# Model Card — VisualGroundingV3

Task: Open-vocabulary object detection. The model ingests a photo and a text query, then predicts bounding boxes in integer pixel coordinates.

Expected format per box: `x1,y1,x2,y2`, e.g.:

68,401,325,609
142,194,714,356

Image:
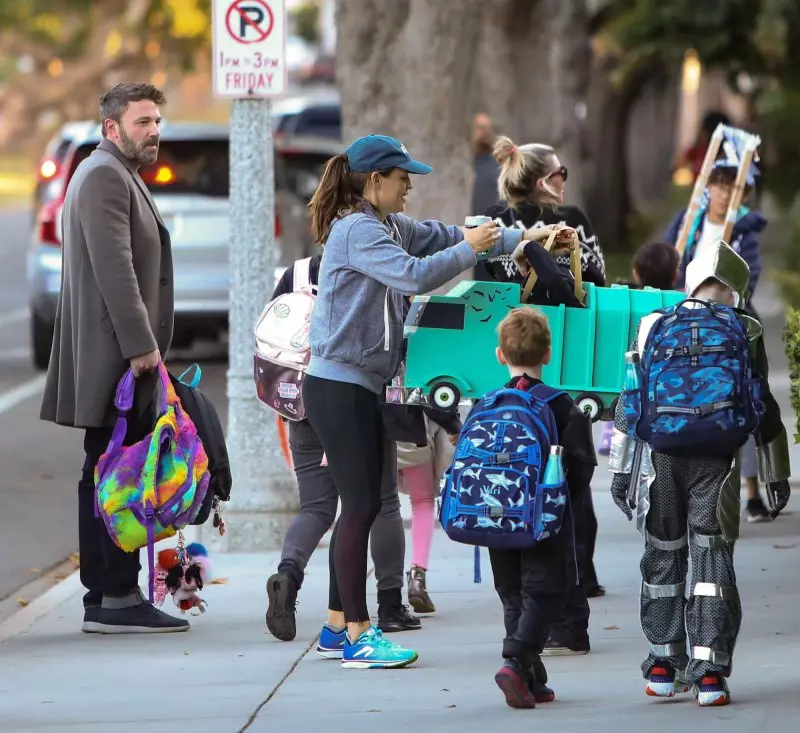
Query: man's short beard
118,124,159,166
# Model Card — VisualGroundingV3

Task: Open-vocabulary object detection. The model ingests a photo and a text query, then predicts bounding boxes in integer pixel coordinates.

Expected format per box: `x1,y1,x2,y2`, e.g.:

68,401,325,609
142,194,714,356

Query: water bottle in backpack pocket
633,299,765,457
438,385,568,551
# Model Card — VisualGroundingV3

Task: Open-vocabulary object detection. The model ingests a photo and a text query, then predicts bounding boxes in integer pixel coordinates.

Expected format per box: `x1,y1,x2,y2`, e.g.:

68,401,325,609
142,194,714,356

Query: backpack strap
482,385,565,409
292,257,313,291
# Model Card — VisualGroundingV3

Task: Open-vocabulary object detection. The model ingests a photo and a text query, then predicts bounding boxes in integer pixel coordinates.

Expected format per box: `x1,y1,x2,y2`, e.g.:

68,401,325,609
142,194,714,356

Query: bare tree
335,0,490,225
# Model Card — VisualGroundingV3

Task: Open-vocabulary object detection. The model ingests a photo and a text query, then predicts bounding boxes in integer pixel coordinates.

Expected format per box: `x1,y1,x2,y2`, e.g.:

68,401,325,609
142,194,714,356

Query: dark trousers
548,470,593,648
303,374,384,623
78,404,153,607
277,418,404,596
489,519,572,666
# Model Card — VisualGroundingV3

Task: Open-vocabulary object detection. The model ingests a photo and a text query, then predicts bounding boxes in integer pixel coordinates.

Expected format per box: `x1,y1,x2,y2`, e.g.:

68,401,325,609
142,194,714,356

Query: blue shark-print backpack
439,385,568,574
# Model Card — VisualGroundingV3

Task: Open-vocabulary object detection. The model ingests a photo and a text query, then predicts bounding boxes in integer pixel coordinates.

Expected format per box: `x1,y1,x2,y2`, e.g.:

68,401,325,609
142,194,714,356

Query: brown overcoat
40,138,174,429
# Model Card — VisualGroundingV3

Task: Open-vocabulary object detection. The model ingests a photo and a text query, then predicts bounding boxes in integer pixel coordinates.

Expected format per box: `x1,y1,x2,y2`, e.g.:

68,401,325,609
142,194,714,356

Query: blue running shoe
317,624,347,659
341,626,418,669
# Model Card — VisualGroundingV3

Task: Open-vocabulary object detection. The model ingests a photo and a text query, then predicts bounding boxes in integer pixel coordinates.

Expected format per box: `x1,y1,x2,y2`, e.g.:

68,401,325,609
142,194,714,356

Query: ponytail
494,136,559,209
308,152,395,243
309,153,352,244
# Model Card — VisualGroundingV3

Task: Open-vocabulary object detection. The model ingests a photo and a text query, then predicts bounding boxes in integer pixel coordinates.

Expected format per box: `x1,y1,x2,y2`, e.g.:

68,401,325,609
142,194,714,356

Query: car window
70,139,231,197
274,113,297,134
46,139,74,163
67,139,332,201
293,107,341,139
275,150,335,202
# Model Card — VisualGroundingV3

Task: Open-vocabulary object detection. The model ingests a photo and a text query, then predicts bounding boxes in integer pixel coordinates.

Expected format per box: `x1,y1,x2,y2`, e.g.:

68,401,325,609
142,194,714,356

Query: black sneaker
377,603,422,632
495,659,537,709
585,584,606,598
266,572,298,642
745,497,771,523
81,605,102,633
89,602,190,634
540,637,590,656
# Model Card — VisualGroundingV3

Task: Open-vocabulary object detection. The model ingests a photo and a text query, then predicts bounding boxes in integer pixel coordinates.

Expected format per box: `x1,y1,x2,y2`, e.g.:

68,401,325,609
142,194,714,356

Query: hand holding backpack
95,361,211,602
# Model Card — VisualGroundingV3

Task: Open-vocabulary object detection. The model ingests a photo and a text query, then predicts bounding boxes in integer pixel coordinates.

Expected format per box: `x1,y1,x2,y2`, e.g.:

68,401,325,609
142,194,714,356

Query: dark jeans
574,476,600,589
303,374,385,623
489,520,571,666
277,418,404,595
548,471,593,648
78,405,154,607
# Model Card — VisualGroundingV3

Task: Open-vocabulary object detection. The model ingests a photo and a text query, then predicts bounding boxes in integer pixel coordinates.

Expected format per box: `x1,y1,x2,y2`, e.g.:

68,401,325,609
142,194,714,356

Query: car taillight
275,211,282,238
38,158,58,181
39,199,63,246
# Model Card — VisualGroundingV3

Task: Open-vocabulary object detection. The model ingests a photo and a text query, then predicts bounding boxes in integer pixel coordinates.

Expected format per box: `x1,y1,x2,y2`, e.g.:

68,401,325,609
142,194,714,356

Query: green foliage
601,0,763,85
292,1,320,45
784,307,800,443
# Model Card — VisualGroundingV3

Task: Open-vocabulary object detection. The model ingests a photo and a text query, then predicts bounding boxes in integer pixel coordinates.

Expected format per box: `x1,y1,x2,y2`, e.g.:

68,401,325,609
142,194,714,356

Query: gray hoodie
307,205,523,393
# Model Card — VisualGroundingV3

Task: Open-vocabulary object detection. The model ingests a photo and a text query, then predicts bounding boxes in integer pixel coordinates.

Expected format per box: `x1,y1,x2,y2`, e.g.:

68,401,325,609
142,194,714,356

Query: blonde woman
475,137,606,298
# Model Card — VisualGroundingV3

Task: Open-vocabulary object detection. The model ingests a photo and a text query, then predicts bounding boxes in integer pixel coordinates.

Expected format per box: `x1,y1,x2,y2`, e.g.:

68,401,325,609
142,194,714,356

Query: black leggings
303,374,384,623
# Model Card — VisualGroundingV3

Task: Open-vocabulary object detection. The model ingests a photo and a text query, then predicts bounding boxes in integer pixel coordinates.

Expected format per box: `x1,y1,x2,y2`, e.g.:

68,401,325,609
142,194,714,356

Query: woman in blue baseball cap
302,134,541,670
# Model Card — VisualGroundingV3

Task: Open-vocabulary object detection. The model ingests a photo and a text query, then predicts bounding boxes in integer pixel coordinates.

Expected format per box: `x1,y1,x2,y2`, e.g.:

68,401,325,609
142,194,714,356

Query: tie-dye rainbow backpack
95,361,210,601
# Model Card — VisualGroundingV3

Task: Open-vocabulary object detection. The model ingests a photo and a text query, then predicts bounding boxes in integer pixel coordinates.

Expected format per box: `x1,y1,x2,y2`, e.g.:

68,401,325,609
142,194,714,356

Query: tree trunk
545,0,592,209
473,0,592,209
335,0,490,225
584,57,673,251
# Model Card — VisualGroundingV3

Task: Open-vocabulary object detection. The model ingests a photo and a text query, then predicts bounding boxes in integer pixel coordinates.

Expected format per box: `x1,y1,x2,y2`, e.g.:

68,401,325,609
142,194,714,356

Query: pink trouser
399,462,437,570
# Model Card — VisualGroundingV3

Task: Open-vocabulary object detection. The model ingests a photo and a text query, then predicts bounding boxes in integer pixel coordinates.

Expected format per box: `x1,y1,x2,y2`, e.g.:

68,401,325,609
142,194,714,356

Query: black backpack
169,368,232,525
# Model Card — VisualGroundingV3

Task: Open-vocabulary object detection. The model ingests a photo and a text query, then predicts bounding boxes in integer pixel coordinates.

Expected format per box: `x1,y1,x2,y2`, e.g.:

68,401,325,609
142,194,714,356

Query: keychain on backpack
153,531,212,615
212,496,226,536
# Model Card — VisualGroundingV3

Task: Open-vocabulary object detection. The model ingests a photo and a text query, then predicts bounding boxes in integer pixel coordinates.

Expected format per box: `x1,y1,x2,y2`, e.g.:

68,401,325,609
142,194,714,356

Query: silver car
27,120,341,369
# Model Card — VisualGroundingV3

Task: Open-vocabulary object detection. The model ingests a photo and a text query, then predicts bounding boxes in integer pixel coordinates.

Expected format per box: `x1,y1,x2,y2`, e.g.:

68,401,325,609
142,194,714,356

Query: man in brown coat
40,83,188,633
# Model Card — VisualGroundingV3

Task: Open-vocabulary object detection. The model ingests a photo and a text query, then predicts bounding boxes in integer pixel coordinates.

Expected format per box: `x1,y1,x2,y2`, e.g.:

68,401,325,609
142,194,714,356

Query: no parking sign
212,0,287,98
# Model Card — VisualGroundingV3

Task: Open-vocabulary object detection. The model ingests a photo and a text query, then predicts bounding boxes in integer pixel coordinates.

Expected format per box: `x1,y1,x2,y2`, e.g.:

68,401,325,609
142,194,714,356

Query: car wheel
31,312,54,371
575,392,603,423
429,381,460,411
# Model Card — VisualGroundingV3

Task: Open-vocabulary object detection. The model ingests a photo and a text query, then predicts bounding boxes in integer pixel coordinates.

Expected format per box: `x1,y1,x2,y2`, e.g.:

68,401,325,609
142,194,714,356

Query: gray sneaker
83,591,189,634
407,566,435,614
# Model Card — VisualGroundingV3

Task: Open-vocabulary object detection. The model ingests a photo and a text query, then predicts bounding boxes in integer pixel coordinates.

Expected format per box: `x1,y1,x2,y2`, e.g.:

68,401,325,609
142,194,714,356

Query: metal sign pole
210,0,295,551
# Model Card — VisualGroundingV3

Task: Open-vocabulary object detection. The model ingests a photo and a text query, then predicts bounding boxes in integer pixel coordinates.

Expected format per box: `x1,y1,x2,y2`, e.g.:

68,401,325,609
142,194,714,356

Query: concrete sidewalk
1,486,800,733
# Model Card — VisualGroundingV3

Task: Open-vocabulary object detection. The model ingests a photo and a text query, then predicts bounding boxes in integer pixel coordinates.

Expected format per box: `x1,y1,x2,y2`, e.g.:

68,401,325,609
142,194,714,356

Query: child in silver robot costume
608,241,791,707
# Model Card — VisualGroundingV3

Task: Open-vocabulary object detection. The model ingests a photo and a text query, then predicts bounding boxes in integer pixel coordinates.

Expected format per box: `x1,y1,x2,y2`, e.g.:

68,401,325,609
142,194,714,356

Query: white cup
464,215,492,228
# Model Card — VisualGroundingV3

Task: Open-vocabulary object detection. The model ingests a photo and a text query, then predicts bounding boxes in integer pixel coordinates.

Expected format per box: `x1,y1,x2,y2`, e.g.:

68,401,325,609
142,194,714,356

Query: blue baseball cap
344,134,433,175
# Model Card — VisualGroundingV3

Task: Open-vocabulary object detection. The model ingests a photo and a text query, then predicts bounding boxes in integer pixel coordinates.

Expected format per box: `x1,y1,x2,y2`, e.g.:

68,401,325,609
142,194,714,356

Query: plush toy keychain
153,532,211,614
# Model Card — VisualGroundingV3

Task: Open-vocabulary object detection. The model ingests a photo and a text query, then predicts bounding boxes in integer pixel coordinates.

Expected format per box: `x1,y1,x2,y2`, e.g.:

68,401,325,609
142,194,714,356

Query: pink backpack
254,258,315,421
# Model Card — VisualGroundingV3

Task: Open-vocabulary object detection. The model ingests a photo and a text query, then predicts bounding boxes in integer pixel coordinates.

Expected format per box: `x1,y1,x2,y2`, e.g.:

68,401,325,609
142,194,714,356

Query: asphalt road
0,205,795,612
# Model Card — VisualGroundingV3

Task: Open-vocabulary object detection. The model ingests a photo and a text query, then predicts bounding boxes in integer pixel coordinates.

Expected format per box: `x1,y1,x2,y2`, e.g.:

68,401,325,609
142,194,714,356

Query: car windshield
69,139,333,201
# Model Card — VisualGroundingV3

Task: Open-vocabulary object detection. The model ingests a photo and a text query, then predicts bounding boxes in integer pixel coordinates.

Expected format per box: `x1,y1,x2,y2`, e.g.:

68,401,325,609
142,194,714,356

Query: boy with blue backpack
610,241,791,707
439,307,596,708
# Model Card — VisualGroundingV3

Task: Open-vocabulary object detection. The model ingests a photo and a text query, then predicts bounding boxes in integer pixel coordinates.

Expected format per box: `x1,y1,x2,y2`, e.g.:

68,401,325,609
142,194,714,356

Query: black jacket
476,203,606,293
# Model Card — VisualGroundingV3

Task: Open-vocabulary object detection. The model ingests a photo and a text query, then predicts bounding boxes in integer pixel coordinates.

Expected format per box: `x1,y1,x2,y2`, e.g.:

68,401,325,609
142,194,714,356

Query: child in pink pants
396,412,460,613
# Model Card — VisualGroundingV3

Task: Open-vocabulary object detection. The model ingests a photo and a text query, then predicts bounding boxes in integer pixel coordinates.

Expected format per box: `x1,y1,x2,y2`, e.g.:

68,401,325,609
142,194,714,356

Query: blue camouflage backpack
439,385,568,565
629,299,765,457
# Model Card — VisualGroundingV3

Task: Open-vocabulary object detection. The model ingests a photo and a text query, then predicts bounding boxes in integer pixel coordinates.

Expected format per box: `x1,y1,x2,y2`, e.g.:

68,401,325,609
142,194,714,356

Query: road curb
0,565,81,644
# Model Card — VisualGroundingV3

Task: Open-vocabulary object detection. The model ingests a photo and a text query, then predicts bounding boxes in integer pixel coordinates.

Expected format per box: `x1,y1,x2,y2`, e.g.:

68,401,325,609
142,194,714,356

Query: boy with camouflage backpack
609,241,790,707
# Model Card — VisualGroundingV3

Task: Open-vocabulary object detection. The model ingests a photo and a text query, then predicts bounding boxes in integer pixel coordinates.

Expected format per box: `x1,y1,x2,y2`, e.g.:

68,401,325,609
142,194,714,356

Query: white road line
0,374,46,415
0,307,27,329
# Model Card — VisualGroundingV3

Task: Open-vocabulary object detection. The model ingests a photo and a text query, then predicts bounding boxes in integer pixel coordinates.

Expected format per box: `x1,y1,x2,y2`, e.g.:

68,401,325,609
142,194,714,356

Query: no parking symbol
226,0,274,44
